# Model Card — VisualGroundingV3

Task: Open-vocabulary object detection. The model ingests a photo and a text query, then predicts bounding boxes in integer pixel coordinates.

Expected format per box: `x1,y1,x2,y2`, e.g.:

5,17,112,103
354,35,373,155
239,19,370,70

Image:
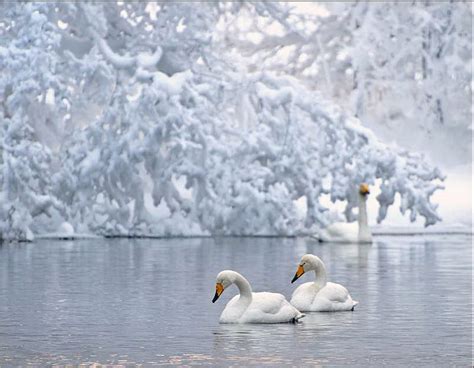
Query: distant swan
290,254,358,312
318,183,372,243
212,270,304,324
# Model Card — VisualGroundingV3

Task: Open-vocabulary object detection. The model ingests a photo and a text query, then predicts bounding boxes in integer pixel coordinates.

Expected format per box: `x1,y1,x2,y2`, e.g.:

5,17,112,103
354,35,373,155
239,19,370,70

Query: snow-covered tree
0,2,445,240
223,2,472,166
0,4,64,240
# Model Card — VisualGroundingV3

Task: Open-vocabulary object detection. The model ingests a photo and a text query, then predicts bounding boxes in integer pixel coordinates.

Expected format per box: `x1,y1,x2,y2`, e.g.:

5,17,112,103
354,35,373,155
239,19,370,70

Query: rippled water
0,235,471,366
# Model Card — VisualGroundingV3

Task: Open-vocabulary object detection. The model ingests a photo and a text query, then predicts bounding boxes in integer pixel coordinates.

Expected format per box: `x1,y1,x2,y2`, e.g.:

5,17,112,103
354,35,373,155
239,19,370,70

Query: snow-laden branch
52,70,444,237
0,2,446,240
94,32,162,71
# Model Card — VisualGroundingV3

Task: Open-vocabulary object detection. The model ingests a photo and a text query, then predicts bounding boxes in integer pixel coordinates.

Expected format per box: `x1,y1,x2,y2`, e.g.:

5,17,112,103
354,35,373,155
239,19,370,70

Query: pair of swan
318,183,372,243
212,254,357,324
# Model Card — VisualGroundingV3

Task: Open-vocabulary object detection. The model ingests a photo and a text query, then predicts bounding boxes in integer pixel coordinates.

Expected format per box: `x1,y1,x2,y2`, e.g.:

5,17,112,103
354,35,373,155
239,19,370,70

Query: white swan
290,254,358,312
212,270,304,324
318,183,372,243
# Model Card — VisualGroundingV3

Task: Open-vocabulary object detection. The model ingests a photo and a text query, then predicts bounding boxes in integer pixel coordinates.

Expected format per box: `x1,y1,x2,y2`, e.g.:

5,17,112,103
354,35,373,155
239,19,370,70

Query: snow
152,70,190,95
222,2,472,167
36,232,101,240
96,36,135,68
137,47,163,69
364,163,471,229
371,225,471,236
58,221,74,235
0,3,469,241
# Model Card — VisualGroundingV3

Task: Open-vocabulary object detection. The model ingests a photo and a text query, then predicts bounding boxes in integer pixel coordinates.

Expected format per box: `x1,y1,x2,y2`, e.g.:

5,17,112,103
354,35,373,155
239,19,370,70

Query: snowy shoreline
17,224,470,243
371,225,472,236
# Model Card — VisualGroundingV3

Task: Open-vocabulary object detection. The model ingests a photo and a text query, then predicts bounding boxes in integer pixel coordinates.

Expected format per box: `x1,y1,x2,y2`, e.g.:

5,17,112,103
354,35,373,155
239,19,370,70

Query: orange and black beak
360,183,370,195
212,282,224,303
291,265,305,283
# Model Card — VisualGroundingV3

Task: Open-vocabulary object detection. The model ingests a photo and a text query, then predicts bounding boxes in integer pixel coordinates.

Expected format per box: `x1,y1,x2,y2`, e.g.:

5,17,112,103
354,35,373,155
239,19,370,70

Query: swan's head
291,254,323,283
212,270,236,303
359,183,370,196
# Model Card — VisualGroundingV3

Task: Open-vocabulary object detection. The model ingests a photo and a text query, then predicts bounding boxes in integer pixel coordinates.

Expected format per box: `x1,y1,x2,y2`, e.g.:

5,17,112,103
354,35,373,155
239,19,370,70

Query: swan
212,270,304,324
318,183,372,243
290,254,358,312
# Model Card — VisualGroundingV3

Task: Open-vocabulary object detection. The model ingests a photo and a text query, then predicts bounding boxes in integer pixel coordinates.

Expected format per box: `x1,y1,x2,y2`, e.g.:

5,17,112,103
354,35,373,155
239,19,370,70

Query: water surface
0,235,471,366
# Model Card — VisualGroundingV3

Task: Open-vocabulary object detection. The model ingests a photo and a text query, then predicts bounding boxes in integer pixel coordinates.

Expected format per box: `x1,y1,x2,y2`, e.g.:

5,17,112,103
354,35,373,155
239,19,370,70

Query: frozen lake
0,235,471,366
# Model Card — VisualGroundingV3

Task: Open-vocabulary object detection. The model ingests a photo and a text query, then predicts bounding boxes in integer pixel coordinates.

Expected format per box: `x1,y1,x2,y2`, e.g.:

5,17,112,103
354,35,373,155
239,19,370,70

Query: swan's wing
320,282,350,302
326,222,357,235
321,222,358,241
312,282,357,311
243,292,302,323
251,292,287,315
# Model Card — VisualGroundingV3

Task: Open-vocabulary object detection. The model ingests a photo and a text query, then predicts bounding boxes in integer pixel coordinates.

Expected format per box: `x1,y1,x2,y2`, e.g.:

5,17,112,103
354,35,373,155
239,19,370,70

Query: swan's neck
234,273,253,302
358,194,371,241
313,260,327,290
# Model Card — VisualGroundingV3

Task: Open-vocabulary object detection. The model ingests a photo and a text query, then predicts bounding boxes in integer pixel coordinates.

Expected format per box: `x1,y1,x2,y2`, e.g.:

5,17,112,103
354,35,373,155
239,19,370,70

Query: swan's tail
351,301,359,311
292,313,305,323
314,230,328,243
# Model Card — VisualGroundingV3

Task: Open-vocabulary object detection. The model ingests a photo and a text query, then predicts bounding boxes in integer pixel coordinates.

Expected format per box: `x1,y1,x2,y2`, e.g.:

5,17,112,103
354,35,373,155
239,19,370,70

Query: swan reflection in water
212,312,356,366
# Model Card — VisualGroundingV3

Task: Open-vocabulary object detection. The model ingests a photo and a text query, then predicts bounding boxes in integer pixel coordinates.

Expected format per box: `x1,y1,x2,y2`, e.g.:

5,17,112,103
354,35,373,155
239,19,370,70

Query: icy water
0,235,471,367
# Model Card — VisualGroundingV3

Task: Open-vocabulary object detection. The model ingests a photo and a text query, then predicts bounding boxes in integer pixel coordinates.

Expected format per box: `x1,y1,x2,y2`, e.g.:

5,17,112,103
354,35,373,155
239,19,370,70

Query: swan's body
290,254,358,312
212,270,304,324
318,184,372,243
291,281,358,312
